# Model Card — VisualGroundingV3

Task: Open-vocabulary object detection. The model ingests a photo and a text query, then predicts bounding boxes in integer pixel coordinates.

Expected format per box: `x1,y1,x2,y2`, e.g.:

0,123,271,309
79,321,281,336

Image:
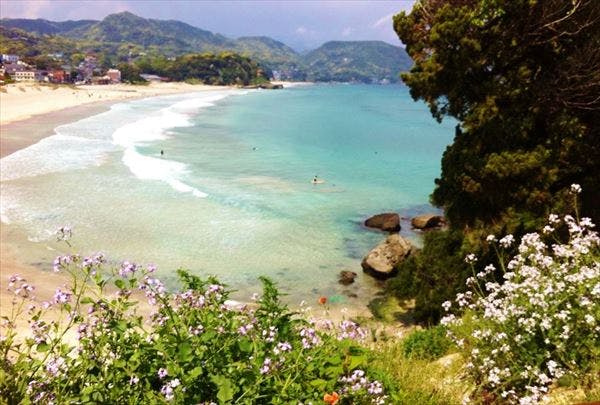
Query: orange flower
323,391,340,404
318,296,327,305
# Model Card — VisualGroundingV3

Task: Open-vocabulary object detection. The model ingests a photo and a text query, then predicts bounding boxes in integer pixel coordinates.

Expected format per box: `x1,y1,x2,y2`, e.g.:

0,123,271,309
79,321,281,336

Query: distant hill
1,12,412,83
233,36,306,80
0,18,96,35
304,41,412,83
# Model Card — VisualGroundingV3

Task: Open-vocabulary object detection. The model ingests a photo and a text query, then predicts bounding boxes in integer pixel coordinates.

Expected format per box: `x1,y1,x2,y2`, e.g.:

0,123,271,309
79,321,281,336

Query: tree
395,0,600,228
389,0,600,323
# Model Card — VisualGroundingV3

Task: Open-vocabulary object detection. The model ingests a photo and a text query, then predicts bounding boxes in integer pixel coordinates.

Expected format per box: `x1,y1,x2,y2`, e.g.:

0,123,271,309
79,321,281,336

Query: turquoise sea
0,84,454,306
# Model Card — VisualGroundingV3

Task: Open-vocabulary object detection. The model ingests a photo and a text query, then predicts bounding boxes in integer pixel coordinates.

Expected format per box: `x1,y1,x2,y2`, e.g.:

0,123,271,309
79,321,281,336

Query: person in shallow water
312,175,318,184
160,150,164,156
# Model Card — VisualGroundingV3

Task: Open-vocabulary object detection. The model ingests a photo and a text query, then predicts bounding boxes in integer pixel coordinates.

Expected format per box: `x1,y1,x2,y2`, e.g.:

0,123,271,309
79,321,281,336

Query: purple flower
53,288,71,304
158,368,168,379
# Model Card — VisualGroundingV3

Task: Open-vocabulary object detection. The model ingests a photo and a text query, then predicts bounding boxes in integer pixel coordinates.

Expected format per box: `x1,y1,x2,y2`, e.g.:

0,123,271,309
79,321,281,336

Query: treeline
389,0,600,323
119,52,267,85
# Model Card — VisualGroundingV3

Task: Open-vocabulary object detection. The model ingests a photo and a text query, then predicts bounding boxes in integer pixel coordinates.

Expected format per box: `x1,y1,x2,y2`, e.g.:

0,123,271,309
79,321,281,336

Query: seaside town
0,52,122,85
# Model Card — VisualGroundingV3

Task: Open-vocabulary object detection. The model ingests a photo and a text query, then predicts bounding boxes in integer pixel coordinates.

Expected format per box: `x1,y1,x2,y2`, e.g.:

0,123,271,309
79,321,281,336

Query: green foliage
402,325,453,360
395,0,600,228
1,257,392,404
387,229,474,324
116,62,145,84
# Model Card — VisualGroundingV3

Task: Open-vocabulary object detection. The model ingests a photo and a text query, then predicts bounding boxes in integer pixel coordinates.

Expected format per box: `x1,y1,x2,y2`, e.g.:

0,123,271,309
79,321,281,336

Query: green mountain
1,13,412,83
233,36,305,79
304,41,412,83
0,18,96,35
68,12,233,51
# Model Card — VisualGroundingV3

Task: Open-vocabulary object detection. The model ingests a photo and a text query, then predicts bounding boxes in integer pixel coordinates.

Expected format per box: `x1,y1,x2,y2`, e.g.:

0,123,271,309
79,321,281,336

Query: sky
0,0,416,51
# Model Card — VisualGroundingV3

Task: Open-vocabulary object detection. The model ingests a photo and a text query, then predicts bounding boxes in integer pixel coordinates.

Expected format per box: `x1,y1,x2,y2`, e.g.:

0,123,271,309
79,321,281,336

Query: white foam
0,134,111,182
113,92,236,198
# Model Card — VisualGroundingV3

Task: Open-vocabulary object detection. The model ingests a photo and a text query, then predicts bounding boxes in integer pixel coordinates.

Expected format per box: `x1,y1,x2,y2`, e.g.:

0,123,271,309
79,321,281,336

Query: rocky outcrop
364,213,400,232
411,214,445,230
338,270,357,285
243,82,283,90
361,234,412,278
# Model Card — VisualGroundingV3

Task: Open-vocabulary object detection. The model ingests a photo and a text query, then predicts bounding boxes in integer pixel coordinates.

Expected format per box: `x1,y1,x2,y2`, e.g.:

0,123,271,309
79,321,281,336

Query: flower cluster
339,369,388,404
442,211,600,403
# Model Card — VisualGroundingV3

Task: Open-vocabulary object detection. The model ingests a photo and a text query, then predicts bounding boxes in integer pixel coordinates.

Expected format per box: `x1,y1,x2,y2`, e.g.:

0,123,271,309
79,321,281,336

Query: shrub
441,186,600,403
0,243,391,404
387,229,471,324
402,325,453,360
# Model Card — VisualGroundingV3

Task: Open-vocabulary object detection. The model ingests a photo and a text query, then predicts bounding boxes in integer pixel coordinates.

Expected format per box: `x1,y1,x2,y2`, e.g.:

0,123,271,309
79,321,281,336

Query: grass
370,341,468,404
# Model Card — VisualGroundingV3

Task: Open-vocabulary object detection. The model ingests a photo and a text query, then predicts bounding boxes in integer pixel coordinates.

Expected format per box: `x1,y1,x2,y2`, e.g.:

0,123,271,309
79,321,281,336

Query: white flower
465,254,478,264
570,183,582,194
499,234,514,248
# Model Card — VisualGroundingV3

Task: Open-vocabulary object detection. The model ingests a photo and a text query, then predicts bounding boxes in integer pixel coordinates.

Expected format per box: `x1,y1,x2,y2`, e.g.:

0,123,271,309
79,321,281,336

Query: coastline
0,82,229,157
1,80,374,333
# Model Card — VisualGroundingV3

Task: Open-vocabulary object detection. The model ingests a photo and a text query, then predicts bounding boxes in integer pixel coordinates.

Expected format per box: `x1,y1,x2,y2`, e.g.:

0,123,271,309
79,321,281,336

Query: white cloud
341,27,353,37
372,12,395,29
296,26,308,35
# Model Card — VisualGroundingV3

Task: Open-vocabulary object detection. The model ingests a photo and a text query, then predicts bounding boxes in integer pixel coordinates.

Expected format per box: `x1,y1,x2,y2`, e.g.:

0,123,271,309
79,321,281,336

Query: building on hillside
47,52,64,60
106,69,121,83
4,63,26,76
1,54,19,63
14,71,35,81
48,70,69,83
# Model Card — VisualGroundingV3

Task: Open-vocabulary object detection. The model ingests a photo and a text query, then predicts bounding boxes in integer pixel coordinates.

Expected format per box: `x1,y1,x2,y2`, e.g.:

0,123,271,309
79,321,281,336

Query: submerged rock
364,213,400,232
338,270,358,285
411,214,445,230
361,234,412,278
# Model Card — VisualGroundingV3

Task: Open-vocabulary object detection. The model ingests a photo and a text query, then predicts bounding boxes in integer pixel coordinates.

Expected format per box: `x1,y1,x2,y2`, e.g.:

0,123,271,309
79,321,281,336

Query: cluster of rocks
336,212,445,284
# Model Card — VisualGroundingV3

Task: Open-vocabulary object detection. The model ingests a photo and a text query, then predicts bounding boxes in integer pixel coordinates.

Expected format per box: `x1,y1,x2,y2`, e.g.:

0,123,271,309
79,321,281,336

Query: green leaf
36,342,49,352
349,354,367,370
80,296,94,305
189,366,203,379
114,279,125,289
237,339,252,353
211,375,235,403
177,342,193,362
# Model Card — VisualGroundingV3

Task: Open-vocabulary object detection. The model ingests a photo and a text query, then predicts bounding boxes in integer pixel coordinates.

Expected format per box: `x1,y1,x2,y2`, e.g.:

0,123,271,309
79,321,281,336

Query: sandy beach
0,81,227,332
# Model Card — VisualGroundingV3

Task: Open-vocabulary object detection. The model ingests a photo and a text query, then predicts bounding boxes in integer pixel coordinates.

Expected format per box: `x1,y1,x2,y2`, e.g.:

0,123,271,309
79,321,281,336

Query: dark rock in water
364,213,400,232
361,234,412,279
338,270,358,285
411,214,445,230
243,82,283,90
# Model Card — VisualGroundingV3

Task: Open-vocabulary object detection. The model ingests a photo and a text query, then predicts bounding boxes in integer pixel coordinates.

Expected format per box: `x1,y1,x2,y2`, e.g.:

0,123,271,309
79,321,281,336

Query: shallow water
0,84,454,306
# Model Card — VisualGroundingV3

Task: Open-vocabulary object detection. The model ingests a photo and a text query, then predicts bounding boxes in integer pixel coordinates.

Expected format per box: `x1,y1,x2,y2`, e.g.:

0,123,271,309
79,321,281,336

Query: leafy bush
387,229,472,324
402,325,453,360
442,187,600,403
1,244,391,404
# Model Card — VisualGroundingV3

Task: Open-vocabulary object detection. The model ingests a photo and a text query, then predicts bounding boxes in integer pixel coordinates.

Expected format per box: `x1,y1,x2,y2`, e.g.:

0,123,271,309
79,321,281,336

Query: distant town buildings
106,69,121,83
0,52,120,85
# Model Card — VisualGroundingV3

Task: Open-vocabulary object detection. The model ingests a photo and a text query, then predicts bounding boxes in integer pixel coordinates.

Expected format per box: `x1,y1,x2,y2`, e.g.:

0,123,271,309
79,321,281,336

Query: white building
1,54,19,63
14,71,35,81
